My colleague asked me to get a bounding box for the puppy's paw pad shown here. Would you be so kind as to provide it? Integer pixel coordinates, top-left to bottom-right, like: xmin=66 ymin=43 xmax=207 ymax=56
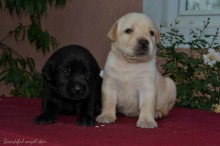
xmin=136 ymin=119 xmax=157 ymax=129
xmin=96 ymin=114 xmax=116 ymax=123
xmin=155 ymin=111 xmax=163 ymax=119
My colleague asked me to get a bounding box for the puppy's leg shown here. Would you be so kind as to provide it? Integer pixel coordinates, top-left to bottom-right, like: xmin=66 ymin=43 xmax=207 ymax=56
xmin=33 ymin=98 xmax=60 ymax=125
xmin=166 ymin=77 xmax=176 ymax=111
xmin=137 ymin=86 xmax=157 ymax=128
xmin=155 ymin=77 xmax=176 ymax=119
xmin=96 ymin=85 xmax=117 ymax=123
xmin=76 ymin=100 xmax=97 ymax=127
xmin=76 ymin=78 xmax=102 ymax=127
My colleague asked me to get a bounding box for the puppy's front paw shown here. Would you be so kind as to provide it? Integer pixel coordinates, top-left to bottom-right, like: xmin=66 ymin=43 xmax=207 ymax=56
xmin=136 ymin=119 xmax=157 ymax=129
xmin=76 ymin=116 xmax=97 ymax=127
xmin=33 ymin=113 xmax=57 ymax=125
xmin=96 ymin=114 xmax=116 ymax=123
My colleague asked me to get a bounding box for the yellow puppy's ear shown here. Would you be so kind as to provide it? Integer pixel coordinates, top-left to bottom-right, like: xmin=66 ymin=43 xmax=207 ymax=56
xmin=156 ymin=31 xmax=160 ymax=43
xmin=107 ymin=22 xmax=118 ymax=41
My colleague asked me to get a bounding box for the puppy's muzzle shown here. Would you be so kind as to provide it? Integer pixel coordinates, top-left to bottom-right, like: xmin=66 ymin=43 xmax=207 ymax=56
xmin=70 ymin=82 xmax=85 ymax=95
xmin=136 ymin=39 xmax=149 ymax=56
xmin=138 ymin=39 xmax=149 ymax=49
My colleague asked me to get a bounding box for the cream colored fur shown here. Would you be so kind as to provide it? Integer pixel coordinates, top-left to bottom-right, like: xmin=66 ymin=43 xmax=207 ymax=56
xmin=96 ymin=12 xmax=176 ymax=128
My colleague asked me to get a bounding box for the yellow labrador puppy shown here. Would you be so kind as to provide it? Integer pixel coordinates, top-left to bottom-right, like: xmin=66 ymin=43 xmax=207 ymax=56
xmin=96 ymin=13 xmax=176 ymax=128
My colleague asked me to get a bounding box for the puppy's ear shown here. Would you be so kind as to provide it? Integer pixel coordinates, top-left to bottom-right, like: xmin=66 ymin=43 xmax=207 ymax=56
xmin=151 ymin=28 xmax=160 ymax=43
xmin=42 ymin=61 xmax=53 ymax=82
xmin=156 ymin=31 xmax=160 ymax=43
xmin=107 ymin=22 xmax=118 ymax=41
xmin=92 ymin=63 xmax=101 ymax=80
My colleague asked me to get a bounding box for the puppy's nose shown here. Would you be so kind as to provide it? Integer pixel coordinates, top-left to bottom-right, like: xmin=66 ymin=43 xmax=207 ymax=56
xmin=138 ymin=39 xmax=149 ymax=49
xmin=71 ymin=83 xmax=83 ymax=94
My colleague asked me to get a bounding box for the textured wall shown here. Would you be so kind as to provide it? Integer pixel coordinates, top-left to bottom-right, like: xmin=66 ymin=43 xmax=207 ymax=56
xmin=0 ymin=0 xmax=143 ymax=96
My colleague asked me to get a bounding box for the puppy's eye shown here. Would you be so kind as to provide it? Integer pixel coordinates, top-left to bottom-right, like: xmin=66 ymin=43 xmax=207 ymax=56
xmin=84 ymin=72 xmax=91 ymax=78
xmin=62 ymin=67 xmax=71 ymax=76
xmin=82 ymin=68 xmax=91 ymax=78
xmin=125 ymin=28 xmax=133 ymax=34
xmin=150 ymin=30 xmax=155 ymax=36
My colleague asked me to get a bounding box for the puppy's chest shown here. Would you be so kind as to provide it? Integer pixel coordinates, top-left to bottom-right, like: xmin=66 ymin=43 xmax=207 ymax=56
xmin=117 ymin=85 xmax=140 ymax=117
xmin=105 ymin=62 xmax=156 ymax=117
xmin=111 ymin=69 xmax=144 ymax=117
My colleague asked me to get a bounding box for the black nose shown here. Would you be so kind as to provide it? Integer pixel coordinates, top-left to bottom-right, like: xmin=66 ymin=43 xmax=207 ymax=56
xmin=71 ymin=83 xmax=83 ymax=94
xmin=138 ymin=39 xmax=149 ymax=49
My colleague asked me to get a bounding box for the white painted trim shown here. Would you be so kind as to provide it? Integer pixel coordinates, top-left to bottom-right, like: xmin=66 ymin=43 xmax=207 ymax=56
xmin=143 ymin=0 xmax=220 ymax=28
xmin=143 ymin=0 xmax=220 ymax=46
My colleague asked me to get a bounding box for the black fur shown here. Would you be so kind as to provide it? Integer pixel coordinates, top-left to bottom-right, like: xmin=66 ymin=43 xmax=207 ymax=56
xmin=33 ymin=45 xmax=102 ymax=126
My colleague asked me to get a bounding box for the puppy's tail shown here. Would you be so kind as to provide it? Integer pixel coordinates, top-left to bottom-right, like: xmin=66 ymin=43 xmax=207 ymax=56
xmin=165 ymin=77 xmax=177 ymax=110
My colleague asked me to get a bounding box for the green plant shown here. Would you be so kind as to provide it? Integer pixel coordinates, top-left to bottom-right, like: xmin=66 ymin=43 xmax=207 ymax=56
xmin=0 ymin=0 xmax=66 ymax=97
xmin=158 ymin=18 xmax=220 ymax=111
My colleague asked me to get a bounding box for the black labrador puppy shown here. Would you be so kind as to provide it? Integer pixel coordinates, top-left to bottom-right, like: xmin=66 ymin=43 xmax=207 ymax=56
xmin=33 ymin=45 xmax=102 ymax=126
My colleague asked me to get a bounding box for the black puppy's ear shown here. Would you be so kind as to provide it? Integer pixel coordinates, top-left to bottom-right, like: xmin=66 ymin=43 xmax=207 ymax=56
xmin=42 ymin=61 xmax=53 ymax=81
xmin=94 ymin=66 xmax=101 ymax=79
